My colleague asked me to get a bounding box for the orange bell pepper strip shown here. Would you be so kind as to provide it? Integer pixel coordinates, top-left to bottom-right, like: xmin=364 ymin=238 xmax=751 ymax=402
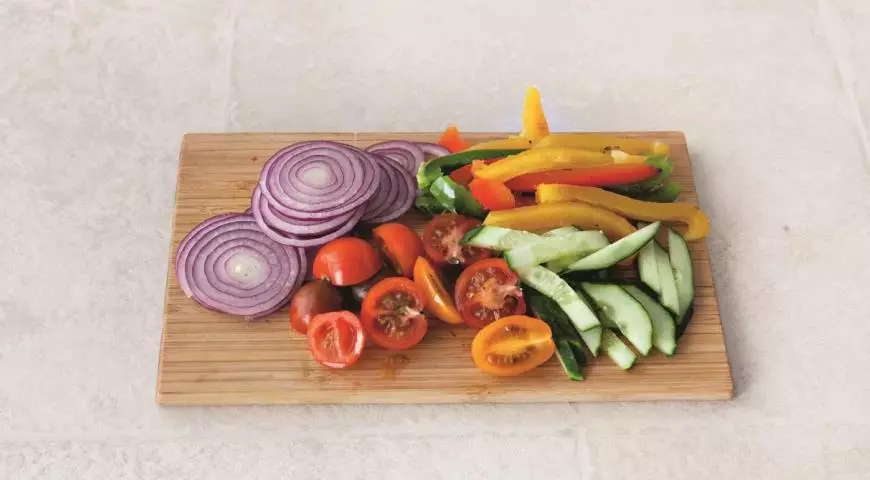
xmin=535 ymin=185 xmax=710 ymax=241
xmin=469 ymin=178 xmax=516 ymax=211
xmin=504 ymin=164 xmax=658 ymax=192
xmin=438 ymin=125 xmax=470 ymax=153
xmin=448 ymin=158 xmax=501 ymax=186
xmin=483 ymin=202 xmax=635 ymax=241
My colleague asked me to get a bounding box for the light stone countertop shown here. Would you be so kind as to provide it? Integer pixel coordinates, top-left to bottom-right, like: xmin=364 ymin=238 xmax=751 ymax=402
xmin=2 ymin=1 xmax=869 ymax=479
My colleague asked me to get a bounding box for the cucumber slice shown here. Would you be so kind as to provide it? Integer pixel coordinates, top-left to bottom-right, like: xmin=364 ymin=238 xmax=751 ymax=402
xmin=637 ymin=233 xmax=661 ymax=295
xmin=517 ymin=266 xmax=600 ymax=331
xmin=653 ymin=242 xmax=680 ymax=315
xmin=577 ymin=326 xmax=602 ymax=357
xmin=581 ymin=283 xmax=653 ymax=355
xmin=505 ymin=231 xmax=609 ymax=270
xmin=554 ymin=339 xmax=584 ymax=381
xmin=563 ymin=222 xmax=661 ymax=272
xmin=668 ymin=228 xmax=694 ymax=320
xmin=460 ymin=226 xmax=540 ymax=251
xmin=601 ymin=329 xmax=636 ymax=370
xmin=623 ymin=285 xmax=676 ymax=356
xmin=527 ymin=289 xmax=598 ymax=358
xmin=545 ymin=232 xmax=611 ymax=273
xmin=542 ymin=226 xmax=581 ymax=237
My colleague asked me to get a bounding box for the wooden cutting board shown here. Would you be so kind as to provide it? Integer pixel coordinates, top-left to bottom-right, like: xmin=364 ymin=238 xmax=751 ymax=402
xmin=157 ymin=132 xmax=733 ymax=405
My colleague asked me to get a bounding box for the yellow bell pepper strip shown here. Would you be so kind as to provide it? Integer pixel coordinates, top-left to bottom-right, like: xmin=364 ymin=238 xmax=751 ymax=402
xmin=535 ymin=185 xmax=710 ymax=241
xmin=468 ymin=137 xmax=535 ymax=151
xmin=518 ymin=86 xmax=549 ymax=141
xmin=537 ymin=134 xmax=670 ymax=156
xmin=473 ymin=147 xmax=647 ymax=182
xmin=483 ymin=202 xmax=636 ymax=241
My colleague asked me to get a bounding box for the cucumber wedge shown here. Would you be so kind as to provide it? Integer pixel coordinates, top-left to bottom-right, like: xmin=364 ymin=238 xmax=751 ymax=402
xmin=653 ymin=241 xmax=680 ymax=315
xmin=517 ymin=266 xmax=600 ymax=331
xmin=554 ymin=339 xmax=584 ymax=381
xmin=461 ymin=226 xmax=540 ymax=251
xmin=527 ymin=289 xmax=598 ymax=358
xmin=668 ymin=228 xmax=694 ymax=320
xmin=637 ymin=234 xmax=661 ymax=295
xmin=601 ymin=329 xmax=636 ymax=370
xmin=563 ymin=222 xmax=661 ymax=272
xmin=581 ymin=283 xmax=653 ymax=355
xmin=505 ymin=231 xmax=609 ymax=269
xmin=623 ymin=285 xmax=676 ymax=356
xmin=543 ymin=226 xmax=581 ymax=237
xmin=577 ymin=326 xmax=602 ymax=357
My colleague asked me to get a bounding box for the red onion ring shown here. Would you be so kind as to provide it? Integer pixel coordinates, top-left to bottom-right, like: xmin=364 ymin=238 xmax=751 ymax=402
xmin=176 ymin=213 xmax=303 ymax=319
xmin=361 ymin=156 xmax=401 ymax=222
xmin=414 ymin=142 xmax=450 ymax=159
xmin=363 ymin=155 xmax=416 ymax=224
xmin=253 ymin=186 xmax=358 ymax=236
xmin=253 ymin=198 xmax=366 ymax=248
xmin=365 ymin=140 xmax=425 ymax=175
xmin=259 ymin=141 xmax=379 ymax=218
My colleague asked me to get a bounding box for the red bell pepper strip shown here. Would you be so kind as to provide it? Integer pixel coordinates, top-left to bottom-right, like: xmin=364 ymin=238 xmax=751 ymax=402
xmin=448 ymin=158 xmax=501 ymax=185
xmin=438 ymin=125 xmax=470 ymax=153
xmin=469 ymin=178 xmax=516 ymax=211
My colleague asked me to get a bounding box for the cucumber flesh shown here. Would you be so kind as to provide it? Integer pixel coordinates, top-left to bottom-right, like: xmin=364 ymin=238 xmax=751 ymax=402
xmin=554 ymin=339 xmax=584 ymax=381
xmin=505 ymin=231 xmax=609 ymax=270
xmin=460 ymin=226 xmax=540 ymax=251
xmin=653 ymin=242 xmax=680 ymax=315
xmin=563 ymin=222 xmax=661 ymax=272
xmin=581 ymin=282 xmax=653 ymax=355
xmin=543 ymin=226 xmax=581 ymax=237
xmin=637 ymin=230 xmax=661 ymax=295
xmin=517 ymin=266 xmax=600 ymax=331
xmin=668 ymin=228 xmax=695 ymax=320
xmin=623 ymin=285 xmax=676 ymax=356
xmin=601 ymin=329 xmax=636 ymax=370
xmin=527 ymin=289 xmax=597 ymax=358
xmin=578 ymin=326 xmax=602 ymax=356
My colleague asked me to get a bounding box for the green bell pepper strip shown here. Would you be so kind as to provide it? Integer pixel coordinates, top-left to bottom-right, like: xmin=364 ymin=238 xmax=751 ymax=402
xmin=414 ymin=194 xmax=450 ymax=215
xmin=429 ymin=176 xmax=486 ymax=218
xmin=607 ymin=155 xmax=681 ymax=202
xmin=416 ymin=148 xmax=527 ymax=191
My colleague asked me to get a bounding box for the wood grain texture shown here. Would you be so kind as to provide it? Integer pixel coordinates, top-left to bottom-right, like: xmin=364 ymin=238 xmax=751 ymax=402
xmin=157 ymin=132 xmax=733 ymax=405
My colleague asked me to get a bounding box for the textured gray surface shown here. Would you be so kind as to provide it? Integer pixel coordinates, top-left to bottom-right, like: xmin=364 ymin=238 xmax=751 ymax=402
xmin=1 ymin=1 xmax=869 ymax=479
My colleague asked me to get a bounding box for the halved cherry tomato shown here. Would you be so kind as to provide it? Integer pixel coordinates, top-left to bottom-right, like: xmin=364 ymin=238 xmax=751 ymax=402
xmin=471 ymin=315 xmax=556 ymax=376
xmin=448 ymin=158 xmax=500 ymax=186
xmin=422 ymin=214 xmax=492 ymax=266
xmin=454 ymin=258 xmax=526 ymax=329
xmin=469 ymin=178 xmax=516 ymax=211
xmin=313 ymin=237 xmax=381 ymax=286
xmin=372 ymin=223 xmax=424 ymax=278
xmin=413 ymin=257 xmax=463 ymax=325
xmin=289 ymin=280 xmax=343 ymax=334
xmin=307 ymin=311 xmax=366 ymax=369
xmin=360 ymin=278 xmax=429 ymax=350
xmin=438 ymin=125 xmax=470 ymax=153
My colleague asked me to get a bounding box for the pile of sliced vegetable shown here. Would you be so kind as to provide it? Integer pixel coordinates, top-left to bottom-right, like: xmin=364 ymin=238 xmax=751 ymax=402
xmin=175 ymin=86 xmax=713 ymax=379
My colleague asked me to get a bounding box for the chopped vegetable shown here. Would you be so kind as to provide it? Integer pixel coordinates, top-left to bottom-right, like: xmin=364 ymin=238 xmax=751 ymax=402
xmin=527 ymin=291 xmax=587 ymax=380
xmin=470 ymin=315 xmax=556 ymax=376
xmin=536 ymin=134 xmax=670 ymax=155
xmin=609 ymin=178 xmax=681 ymax=203
xmin=504 ymin=231 xmax=610 ymax=270
xmin=461 ymin=225 xmax=541 ymax=251
xmin=483 ymin=202 xmax=636 ymax=242
xmin=438 ymin=125 xmax=470 ymax=153
xmin=504 ymin=163 xmax=659 ymax=192
xmin=535 ymin=185 xmax=710 ymax=240
xmin=307 ymin=311 xmax=366 ymax=369
xmin=516 ymin=266 xmax=600 ymax=331
xmin=448 ymin=158 xmax=500 ymax=185
xmin=422 ymin=214 xmax=492 ymax=266
xmin=559 ymin=222 xmax=660 ymax=272
xmin=518 ymin=86 xmax=550 ymax=142
xmin=429 ymin=176 xmax=486 ymax=218
xmin=289 ymin=280 xmax=344 ymax=334
xmin=580 ymin=283 xmax=653 ymax=355
xmin=468 ymin=137 xmax=534 ymax=150
xmin=600 ymin=329 xmax=636 ymax=370
xmin=366 ymin=140 xmax=425 ymax=174
xmin=360 ymin=277 xmax=429 ymax=350
xmin=472 ymin=147 xmax=621 ymax=182
xmin=469 ymin=178 xmax=516 ymax=211
xmin=623 ymin=285 xmax=677 ymax=356
xmin=668 ymin=228 xmax=695 ymax=319
xmin=417 ymin=149 xmax=526 ymax=191
xmin=455 ymin=259 xmax=526 ymax=329
xmin=372 ymin=223 xmax=425 ymax=278
xmin=652 ymin=241 xmax=680 ymax=315
xmin=413 ymin=257 xmax=463 ymax=325
xmin=313 ymin=237 xmax=382 ymax=286
xmin=414 ymin=194 xmax=449 ymax=215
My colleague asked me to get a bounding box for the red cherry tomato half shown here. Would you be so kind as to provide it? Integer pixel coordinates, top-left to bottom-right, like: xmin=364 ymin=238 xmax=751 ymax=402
xmin=306 ymin=311 xmax=366 ymax=369
xmin=454 ymin=258 xmax=526 ymax=329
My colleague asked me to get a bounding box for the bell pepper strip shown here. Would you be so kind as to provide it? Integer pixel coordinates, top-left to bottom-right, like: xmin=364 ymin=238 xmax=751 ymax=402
xmin=535 ymin=185 xmax=710 ymax=241
xmin=469 ymin=178 xmax=516 ymax=211
xmin=473 ymin=147 xmax=648 ymax=183
xmin=609 ymin=178 xmax=681 ymax=203
xmin=468 ymin=137 xmax=535 ymax=151
xmin=518 ymin=86 xmax=549 ymax=142
xmin=429 ymin=176 xmax=486 ymax=218
xmin=438 ymin=125 xmax=470 ymax=153
xmin=537 ymin=134 xmax=670 ymax=155
xmin=483 ymin=202 xmax=636 ymax=241
xmin=414 ymin=194 xmax=449 ymax=215
xmin=504 ymin=163 xmax=659 ymax=192
xmin=417 ymin=149 xmax=526 ymax=191
xmin=448 ymin=158 xmax=500 ymax=186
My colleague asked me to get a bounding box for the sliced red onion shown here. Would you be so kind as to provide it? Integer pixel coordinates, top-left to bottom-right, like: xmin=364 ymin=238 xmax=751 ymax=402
xmin=365 ymin=140 xmax=425 ymax=175
xmin=253 ymin=198 xmax=366 ymax=248
xmin=259 ymin=141 xmax=380 ymax=219
xmin=175 ymin=213 xmax=303 ymax=319
xmin=253 ymin=186 xmax=358 ymax=236
xmin=361 ymin=156 xmax=401 ymax=222
xmin=363 ymin=155 xmax=416 ymax=224
xmin=414 ymin=142 xmax=450 ymax=159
